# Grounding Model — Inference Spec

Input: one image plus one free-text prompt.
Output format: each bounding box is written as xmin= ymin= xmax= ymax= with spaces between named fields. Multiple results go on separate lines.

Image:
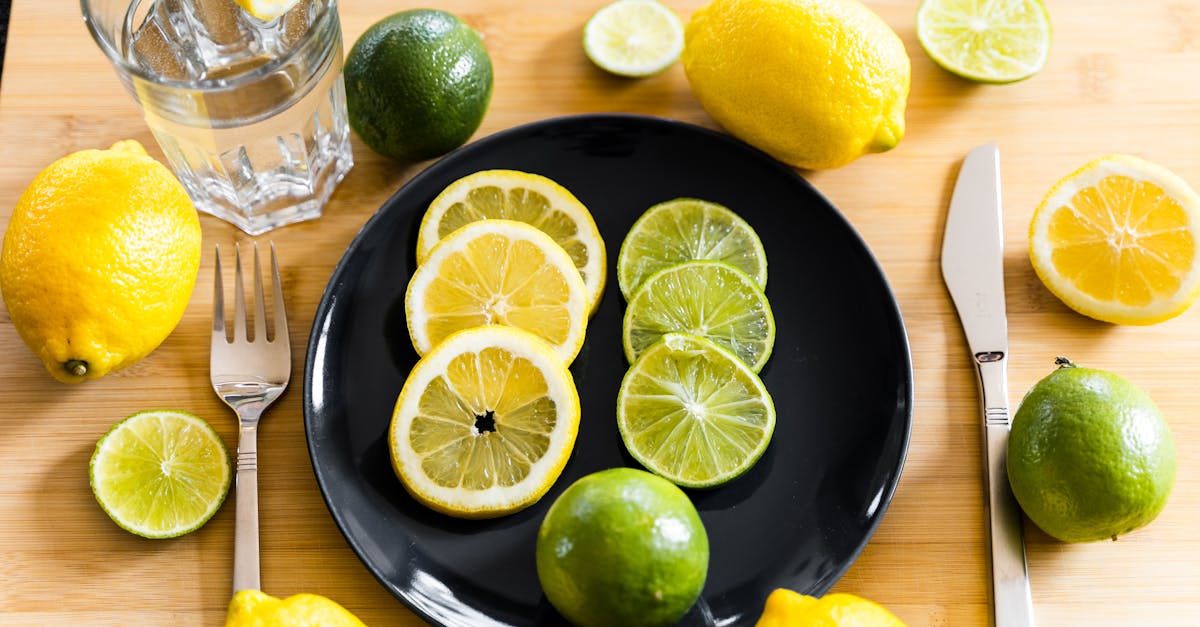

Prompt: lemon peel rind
xmin=1029 ymin=154 xmax=1200 ymax=325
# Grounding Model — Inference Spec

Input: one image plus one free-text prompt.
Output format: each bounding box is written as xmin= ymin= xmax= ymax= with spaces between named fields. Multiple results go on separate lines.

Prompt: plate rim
xmin=302 ymin=112 xmax=914 ymax=625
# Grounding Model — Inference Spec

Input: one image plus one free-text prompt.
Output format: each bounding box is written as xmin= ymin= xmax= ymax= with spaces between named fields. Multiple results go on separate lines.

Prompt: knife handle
xmin=975 ymin=354 xmax=1036 ymax=627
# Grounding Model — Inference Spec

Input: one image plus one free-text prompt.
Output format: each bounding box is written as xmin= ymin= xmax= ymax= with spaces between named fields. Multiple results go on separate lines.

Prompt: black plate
xmin=303 ymin=114 xmax=912 ymax=626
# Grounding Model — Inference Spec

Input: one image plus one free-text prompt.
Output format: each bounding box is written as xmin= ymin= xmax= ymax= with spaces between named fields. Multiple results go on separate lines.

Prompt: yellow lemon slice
xmin=389 ymin=326 xmax=581 ymax=518
xmin=1029 ymin=154 xmax=1200 ymax=325
xmin=406 ymin=219 xmax=589 ymax=363
xmin=417 ymin=170 xmax=607 ymax=315
xmin=232 ymin=0 xmax=300 ymax=21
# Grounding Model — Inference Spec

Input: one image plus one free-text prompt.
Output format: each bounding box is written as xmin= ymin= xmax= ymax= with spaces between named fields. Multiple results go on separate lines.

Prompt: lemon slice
xmin=916 ymin=0 xmax=1051 ymax=83
xmin=89 ymin=410 xmax=231 ymax=539
xmin=1029 ymin=154 xmax=1200 ymax=325
xmin=417 ymin=170 xmax=607 ymax=315
xmin=618 ymin=333 xmax=775 ymax=488
xmin=407 ymin=219 xmax=589 ymax=363
xmin=583 ymin=0 xmax=684 ymax=77
xmin=617 ymin=198 xmax=767 ymax=300
xmin=389 ymin=326 xmax=581 ymax=518
xmin=232 ymin=0 xmax=301 ymax=22
xmin=623 ymin=260 xmax=775 ymax=371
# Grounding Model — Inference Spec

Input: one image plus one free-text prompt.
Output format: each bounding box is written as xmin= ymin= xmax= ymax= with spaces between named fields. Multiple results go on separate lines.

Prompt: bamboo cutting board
xmin=1 ymin=1 xmax=1199 ymax=625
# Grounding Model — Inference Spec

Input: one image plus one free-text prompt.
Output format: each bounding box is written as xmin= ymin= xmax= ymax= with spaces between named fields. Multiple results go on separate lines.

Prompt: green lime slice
xmin=623 ymin=260 xmax=775 ymax=371
xmin=618 ymin=333 xmax=776 ymax=488
xmin=89 ymin=410 xmax=231 ymax=539
xmin=916 ymin=0 xmax=1051 ymax=84
xmin=583 ymin=0 xmax=684 ymax=78
xmin=617 ymin=198 xmax=767 ymax=300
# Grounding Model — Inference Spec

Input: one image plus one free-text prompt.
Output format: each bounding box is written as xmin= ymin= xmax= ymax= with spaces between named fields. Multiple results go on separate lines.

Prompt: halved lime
xmin=617 ymin=198 xmax=767 ymax=300
xmin=89 ymin=410 xmax=231 ymax=539
xmin=916 ymin=0 xmax=1051 ymax=84
xmin=583 ymin=0 xmax=684 ymax=78
xmin=618 ymin=333 xmax=776 ymax=488
xmin=623 ymin=260 xmax=775 ymax=371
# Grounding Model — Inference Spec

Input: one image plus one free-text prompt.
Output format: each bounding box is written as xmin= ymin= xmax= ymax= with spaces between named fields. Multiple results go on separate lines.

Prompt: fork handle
xmin=233 ymin=424 xmax=260 ymax=593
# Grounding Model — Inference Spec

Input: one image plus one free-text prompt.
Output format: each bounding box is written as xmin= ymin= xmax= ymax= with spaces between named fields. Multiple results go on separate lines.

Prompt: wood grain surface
xmin=2 ymin=0 xmax=1199 ymax=625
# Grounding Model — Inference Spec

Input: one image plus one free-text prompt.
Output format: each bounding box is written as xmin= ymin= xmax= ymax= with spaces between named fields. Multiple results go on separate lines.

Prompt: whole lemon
xmin=681 ymin=0 xmax=910 ymax=170
xmin=226 ymin=590 xmax=366 ymax=627
xmin=755 ymin=588 xmax=906 ymax=626
xmin=1007 ymin=358 xmax=1176 ymax=542
xmin=0 ymin=140 xmax=201 ymax=383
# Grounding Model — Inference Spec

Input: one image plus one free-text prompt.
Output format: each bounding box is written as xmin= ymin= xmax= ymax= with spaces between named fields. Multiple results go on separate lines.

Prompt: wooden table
xmin=2 ymin=1 xmax=1198 ymax=624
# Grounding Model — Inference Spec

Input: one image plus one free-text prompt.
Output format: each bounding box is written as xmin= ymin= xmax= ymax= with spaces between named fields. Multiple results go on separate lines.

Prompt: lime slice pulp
xmin=89 ymin=410 xmax=231 ymax=539
xmin=583 ymin=0 xmax=684 ymax=77
xmin=916 ymin=0 xmax=1051 ymax=83
xmin=618 ymin=333 xmax=776 ymax=488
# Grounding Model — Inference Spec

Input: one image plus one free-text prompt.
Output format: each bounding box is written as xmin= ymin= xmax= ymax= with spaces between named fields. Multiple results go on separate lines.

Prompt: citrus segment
xmin=623 ymin=261 xmax=775 ymax=371
xmin=417 ymin=170 xmax=606 ymax=314
xmin=1029 ymin=155 xmax=1200 ymax=325
xmin=406 ymin=219 xmax=589 ymax=363
xmin=232 ymin=0 xmax=300 ymax=21
xmin=89 ymin=410 xmax=231 ymax=539
xmin=619 ymin=334 xmax=775 ymax=488
xmin=917 ymin=0 xmax=1051 ymax=83
xmin=389 ymin=326 xmax=580 ymax=518
xmin=583 ymin=0 xmax=684 ymax=78
xmin=617 ymin=197 xmax=766 ymax=299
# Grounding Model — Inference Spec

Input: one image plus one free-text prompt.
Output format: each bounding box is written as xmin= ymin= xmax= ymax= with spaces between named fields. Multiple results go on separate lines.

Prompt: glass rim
xmin=80 ymin=0 xmax=339 ymax=92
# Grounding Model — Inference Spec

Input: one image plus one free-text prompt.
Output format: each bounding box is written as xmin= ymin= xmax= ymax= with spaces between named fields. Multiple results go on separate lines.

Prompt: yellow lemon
xmin=1029 ymin=155 xmax=1200 ymax=325
xmin=0 ymin=140 xmax=201 ymax=383
xmin=755 ymin=589 xmax=906 ymax=627
xmin=226 ymin=589 xmax=366 ymax=627
xmin=681 ymin=0 xmax=910 ymax=170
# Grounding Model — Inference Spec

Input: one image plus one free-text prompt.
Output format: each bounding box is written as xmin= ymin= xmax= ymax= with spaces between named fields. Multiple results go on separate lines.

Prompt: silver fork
xmin=211 ymin=242 xmax=291 ymax=593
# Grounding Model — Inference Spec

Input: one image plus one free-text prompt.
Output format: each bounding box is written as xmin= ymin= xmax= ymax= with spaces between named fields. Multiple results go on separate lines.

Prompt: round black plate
xmin=303 ymin=114 xmax=912 ymax=626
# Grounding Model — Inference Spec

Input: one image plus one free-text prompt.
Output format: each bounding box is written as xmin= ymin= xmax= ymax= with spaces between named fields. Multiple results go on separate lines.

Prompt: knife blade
xmin=941 ymin=143 xmax=1035 ymax=627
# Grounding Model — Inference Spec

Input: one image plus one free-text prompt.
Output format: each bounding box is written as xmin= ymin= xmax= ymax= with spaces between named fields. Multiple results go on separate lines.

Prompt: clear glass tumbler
xmin=82 ymin=0 xmax=354 ymax=235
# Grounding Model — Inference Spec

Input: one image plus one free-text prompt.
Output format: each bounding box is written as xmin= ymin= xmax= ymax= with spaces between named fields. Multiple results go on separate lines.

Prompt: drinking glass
xmin=82 ymin=0 xmax=354 ymax=235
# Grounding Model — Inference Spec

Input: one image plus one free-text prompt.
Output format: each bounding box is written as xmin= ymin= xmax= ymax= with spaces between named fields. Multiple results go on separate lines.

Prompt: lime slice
xmin=232 ymin=0 xmax=301 ymax=21
xmin=916 ymin=0 xmax=1051 ymax=83
xmin=617 ymin=198 xmax=767 ymax=300
xmin=618 ymin=333 xmax=776 ymax=488
xmin=89 ymin=410 xmax=231 ymax=539
xmin=623 ymin=260 xmax=775 ymax=372
xmin=583 ymin=0 xmax=684 ymax=77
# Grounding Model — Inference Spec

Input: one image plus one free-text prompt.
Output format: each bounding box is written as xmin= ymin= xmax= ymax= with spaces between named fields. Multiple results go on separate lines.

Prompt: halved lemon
xmin=388 ymin=325 xmax=581 ymax=518
xmin=1029 ymin=154 xmax=1200 ymax=325
xmin=406 ymin=219 xmax=589 ymax=363
xmin=417 ymin=170 xmax=607 ymax=315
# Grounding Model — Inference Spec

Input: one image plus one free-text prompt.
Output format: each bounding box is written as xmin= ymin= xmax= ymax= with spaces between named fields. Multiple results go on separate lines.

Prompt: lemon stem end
xmin=65 ymin=360 xmax=88 ymax=377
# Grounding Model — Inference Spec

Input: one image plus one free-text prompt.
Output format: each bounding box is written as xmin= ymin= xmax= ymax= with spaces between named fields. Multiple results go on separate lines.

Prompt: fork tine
xmin=252 ymin=243 xmax=267 ymax=342
xmin=212 ymin=245 xmax=225 ymax=341
xmin=233 ymin=243 xmax=248 ymax=341
xmin=270 ymin=242 xmax=288 ymax=342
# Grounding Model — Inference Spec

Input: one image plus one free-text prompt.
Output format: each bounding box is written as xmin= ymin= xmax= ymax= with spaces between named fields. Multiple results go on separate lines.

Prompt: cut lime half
xmin=618 ymin=197 xmax=767 ymax=300
xmin=623 ymin=260 xmax=775 ymax=371
xmin=89 ymin=410 xmax=231 ymax=539
xmin=583 ymin=0 xmax=684 ymax=77
xmin=916 ymin=0 xmax=1051 ymax=83
xmin=618 ymin=333 xmax=776 ymax=488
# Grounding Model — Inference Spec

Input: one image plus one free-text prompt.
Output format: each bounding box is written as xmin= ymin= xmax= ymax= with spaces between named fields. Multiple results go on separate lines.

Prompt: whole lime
xmin=1007 ymin=358 xmax=1176 ymax=542
xmin=536 ymin=467 xmax=709 ymax=627
xmin=344 ymin=9 xmax=493 ymax=162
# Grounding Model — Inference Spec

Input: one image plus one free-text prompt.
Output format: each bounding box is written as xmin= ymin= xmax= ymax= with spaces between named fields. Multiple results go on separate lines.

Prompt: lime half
xmin=623 ymin=260 xmax=775 ymax=371
xmin=583 ymin=0 xmax=684 ymax=77
xmin=619 ymin=334 xmax=775 ymax=488
xmin=89 ymin=410 xmax=231 ymax=539
xmin=916 ymin=0 xmax=1051 ymax=83
xmin=618 ymin=198 xmax=767 ymax=300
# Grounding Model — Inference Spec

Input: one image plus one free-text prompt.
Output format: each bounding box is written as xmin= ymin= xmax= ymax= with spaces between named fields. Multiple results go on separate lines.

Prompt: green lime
xmin=345 ymin=9 xmax=493 ymax=161
xmin=619 ymin=333 xmax=775 ymax=488
xmin=583 ymin=0 xmax=684 ymax=78
xmin=916 ymin=0 xmax=1051 ymax=84
xmin=623 ymin=260 xmax=775 ymax=371
xmin=1007 ymin=358 xmax=1176 ymax=542
xmin=617 ymin=198 xmax=767 ymax=300
xmin=89 ymin=410 xmax=231 ymax=539
xmin=536 ymin=467 xmax=708 ymax=627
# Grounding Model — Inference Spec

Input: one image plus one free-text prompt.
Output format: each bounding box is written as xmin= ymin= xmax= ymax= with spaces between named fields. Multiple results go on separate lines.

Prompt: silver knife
xmin=940 ymin=143 xmax=1035 ymax=627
